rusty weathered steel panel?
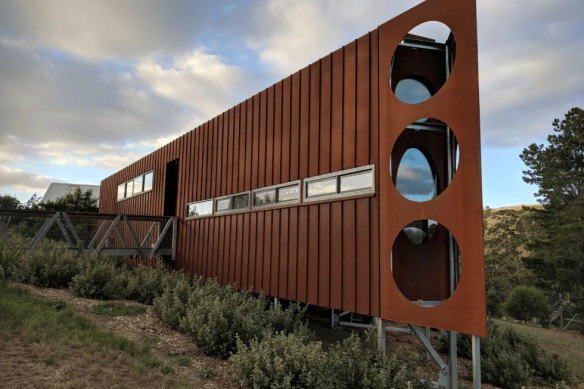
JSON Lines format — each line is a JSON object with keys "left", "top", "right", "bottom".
{"left": 100, "top": 0, "right": 485, "bottom": 336}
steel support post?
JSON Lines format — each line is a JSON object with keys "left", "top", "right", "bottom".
{"left": 448, "top": 331, "right": 458, "bottom": 389}
{"left": 377, "top": 318, "right": 386, "bottom": 353}
{"left": 331, "top": 309, "right": 335, "bottom": 328}
{"left": 426, "top": 327, "right": 431, "bottom": 361}
{"left": 472, "top": 335, "right": 481, "bottom": 389}
{"left": 273, "top": 297, "right": 279, "bottom": 310}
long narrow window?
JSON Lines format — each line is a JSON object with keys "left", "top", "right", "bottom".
{"left": 117, "top": 170, "right": 154, "bottom": 202}
{"left": 214, "top": 191, "right": 250, "bottom": 214}
{"left": 252, "top": 180, "right": 300, "bottom": 209}
{"left": 186, "top": 199, "right": 213, "bottom": 218}
{"left": 304, "top": 165, "right": 375, "bottom": 202}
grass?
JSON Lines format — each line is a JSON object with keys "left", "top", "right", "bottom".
{"left": 0, "top": 284, "right": 170, "bottom": 374}
{"left": 494, "top": 319, "right": 584, "bottom": 384}
{"left": 92, "top": 301, "right": 146, "bottom": 317}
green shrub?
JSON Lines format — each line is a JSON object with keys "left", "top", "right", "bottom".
{"left": 328, "top": 328, "right": 426, "bottom": 389}
{"left": 231, "top": 332, "right": 333, "bottom": 389}
{"left": 153, "top": 275, "right": 193, "bottom": 329}
{"left": 125, "top": 261, "right": 181, "bottom": 304}
{"left": 439, "top": 320, "right": 571, "bottom": 388}
{"left": 70, "top": 256, "right": 130, "bottom": 299}
{"left": 504, "top": 285, "right": 549, "bottom": 322}
{"left": 180, "top": 283, "right": 270, "bottom": 358}
{"left": 13, "top": 241, "right": 85, "bottom": 288}
{"left": 0, "top": 236, "right": 28, "bottom": 280}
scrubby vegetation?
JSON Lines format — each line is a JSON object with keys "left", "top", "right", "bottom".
{"left": 439, "top": 320, "right": 571, "bottom": 389}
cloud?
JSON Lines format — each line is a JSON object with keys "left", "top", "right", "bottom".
{"left": 0, "top": 165, "right": 58, "bottom": 193}
{"left": 136, "top": 48, "right": 260, "bottom": 120}
{"left": 0, "top": 0, "right": 224, "bottom": 60}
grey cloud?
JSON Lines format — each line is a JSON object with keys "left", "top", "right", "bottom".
{"left": 0, "top": 165, "right": 58, "bottom": 193}
{"left": 0, "top": 0, "right": 227, "bottom": 59}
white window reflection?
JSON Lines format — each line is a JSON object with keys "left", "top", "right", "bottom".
{"left": 306, "top": 177, "right": 337, "bottom": 198}
{"left": 340, "top": 170, "right": 373, "bottom": 193}
{"left": 187, "top": 200, "right": 213, "bottom": 218}
{"left": 144, "top": 172, "right": 153, "bottom": 192}
{"left": 395, "top": 148, "right": 436, "bottom": 202}
{"left": 216, "top": 198, "right": 231, "bottom": 212}
{"left": 133, "top": 176, "right": 144, "bottom": 195}
{"left": 125, "top": 181, "right": 133, "bottom": 199}
{"left": 117, "top": 184, "right": 125, "bottom": 201}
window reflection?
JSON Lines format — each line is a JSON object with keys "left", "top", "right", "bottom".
{"left": 232, "top": 194, "right": 249, "bottom": 210}
{"left": 254, "top": 190, "right": 276, "bottom": 206}
{"left": 216, "top": 198, "right": 231, "bottom": 212}
{"left": 307, "top": 177, "right": 337, "bottom": 198}
{"left": 117, "top": 184, "right": 125, "bottom": 201}
{"left": 395, "top": 148, "right": 436, "bottom": 202}
{"left": 144, "top": 172, "right": 153, "bottom": 192}
{"left": 278, "top": 185, "right": 299, "bottom": 202}
{"left": 394, "top": 78, "right": 432, "bottom": 104}
{"left": 133, "top": 176, "right": 143, "bottom": 195}
{"left": 125, "top": 181, "right": 133, "bottom": 198}
{"left": 340, "top": 170, "right": 373, "bottom": 193}
{"left": 187, "top": 200, "right": 213, "bottom": 218}
{"left": 403, "top": 219, "right": 438, "bottom": 244}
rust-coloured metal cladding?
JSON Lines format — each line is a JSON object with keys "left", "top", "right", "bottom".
{"left": 100, "top": 0, "right": 486, "bottom": 337}
{"left": 378, "top": 0, "right": 486, "bottom": 336}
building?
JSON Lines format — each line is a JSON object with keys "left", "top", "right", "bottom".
{"left": 41, "top": 183, "right": 100, "bottom": 207}
{"left": 99, "top": 0, "right": 486, "bottom": 337}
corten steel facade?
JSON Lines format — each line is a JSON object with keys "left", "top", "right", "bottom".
{"left": 100, "top": 0, "right": 486, "bottom": 336}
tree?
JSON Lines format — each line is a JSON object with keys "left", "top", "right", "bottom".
{"left": 41, "top": 188, "right": 98, "bottom": 213}
{"left": 520, "top": 107, "right": 584, "bottom": 293}
{"left": 0, "top": 194, "right": 21, "bottom": 210}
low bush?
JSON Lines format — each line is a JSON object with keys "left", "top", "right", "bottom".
{"left": 70, "top": 256, "right": 131, "bottom": 299}
{"left": 504, "top": 285, "right": 549, "bottom": 322}
{"left": 231, "top": 331, "right": 332, "bottom": 389}
{"left": 125, "top": 261, "right": 183, "bottom": 304}
{"left": 231, "top": 328, "right": 426, "bottom": 389}
{"left": 13, "top": 240, "right": 85, "bottom": 288}
{"left": 439, "top": 320, "right": 571, "bottom": 388}
{"left": 153, "top": 275, "right": 194, "bottom": 329}
{"left": 328, "top": 328, "right": 426, "bottom": 389}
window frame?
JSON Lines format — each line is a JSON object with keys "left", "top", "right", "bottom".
{"left": 303, "top": 164, "right": 375, "bottom": 203}
{"left": 214, "top": 190, "right": 251, "bottom": 215}
{"left": 251, "top": 180, "right": 301, "bottom": 210}
{"left": 116, "top": 170, "right": 154, "bottom": 202}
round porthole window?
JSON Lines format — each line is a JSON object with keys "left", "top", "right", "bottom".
{"left": 391, "top": 219, "right": 461, "bottom": 306}
{"left": 390, "top": 21, "right": 455, "bottom": 104}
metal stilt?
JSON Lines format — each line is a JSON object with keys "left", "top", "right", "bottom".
{"left": 472, "top": 335, "right": 481, "bottom": 389}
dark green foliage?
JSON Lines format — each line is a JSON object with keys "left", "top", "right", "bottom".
{"left": 439, "top": 320, "right": 571, "bottom": 388}
{"left": 520, "top": 107, "right": 584, "bottom": 297}
{"left": 504, "top": 285, "right": 549, "bottom": 322}
{"left": 92, "top": 301, "right": 146, "bottom": 316}
{"left": 41, "top": 187, "right": 98, "bottom": 213}
{"left": 124, "top": 261, "right": 182, "bottom": 304}
{"left": 231, "top": 329, "right": 426, "bottom": 389}
{"left": 13, "top": 240, "right": 84, "bottom": 288}
{"left": 0, "top": 194, "right": 20, "bottom": 210}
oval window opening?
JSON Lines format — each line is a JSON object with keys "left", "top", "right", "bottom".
{"left": 390, "top": 21, "right": 455, "bottom": 104}
{"left": 391, "top": 220, "right": 462, "bottom": 306}
{"left": 395, "top": 148, "right": 436, "bottom": 202}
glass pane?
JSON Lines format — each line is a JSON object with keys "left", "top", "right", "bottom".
{"left": 403, "top": 219, "right": 438, "bottom": 244}
{"left": 216, "top": 198, "right": 231, "bottom": 212}
{"left": 233, "top": 194, "right": 249, "bottom": 210}
{"left": 143, "top": 172, "right": 153, "bottom": 192}
{"left": 340, "top": 170, "right": 373, "bottom": 193}
{"left": 394, "top": 79, "right": 432, "bottom": 104}
{"left": 254, "top": 190, "right": 276, "bottom": 206}
{"left": 117, "top": 184, "right": 125, "bottom": 201}
{"left": 307, "top": 177, "right": 337, "bottom": 197}
{"left": 395, "top": 148, "right": 436, "bottom": 202}
{"left": 187, "top": 200, "right": 213, "bottom": 218}
{"left": 125, "top": 181, "right": 133, "bottom": 198}
{"left": 278, "top": 185, "right": 299, "bottom": 202}
{"left": 133, "top": 176, "right": 143, "bottom": 195}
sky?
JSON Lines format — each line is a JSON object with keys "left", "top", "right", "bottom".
{"left": 0, "top": 0, "right": 582, "bottom": 208}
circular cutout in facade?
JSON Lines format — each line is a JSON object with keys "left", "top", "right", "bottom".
{"left": 390, "top": 119, "right": 459, "bottom": 202}
{"left": 391, "top": 219, "right": 461, "bottom": 306}
{"left": 390, "top": 21, "right": 455, "bottom": 104}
